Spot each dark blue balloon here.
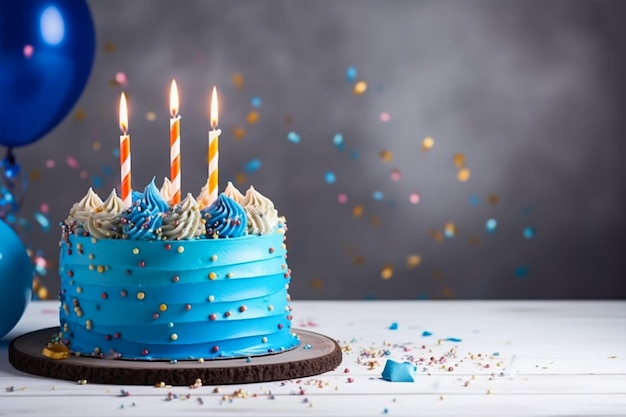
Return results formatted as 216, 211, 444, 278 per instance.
0, 0, 95, 148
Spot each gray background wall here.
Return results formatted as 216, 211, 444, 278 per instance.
8, 0, 626, 300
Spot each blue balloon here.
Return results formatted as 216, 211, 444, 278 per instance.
0, 0, 96, 148
0, 220, 33, 339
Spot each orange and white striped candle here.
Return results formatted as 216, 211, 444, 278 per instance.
207, 86, 221, 205
119, 92, 132, 208
169, 79, 181, 204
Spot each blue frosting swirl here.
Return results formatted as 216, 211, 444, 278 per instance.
122, 179, 168, 240
201, 194, 247, 238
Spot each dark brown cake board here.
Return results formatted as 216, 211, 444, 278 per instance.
9, 327, 342, 386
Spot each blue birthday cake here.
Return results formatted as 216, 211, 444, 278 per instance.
57, 179, 299, 360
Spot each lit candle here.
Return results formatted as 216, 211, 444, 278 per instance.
169, 79, 181, 204
119, 92, 132, 208
207, 86, 221, 205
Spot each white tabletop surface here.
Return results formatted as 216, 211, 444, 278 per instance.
1, 300, 625, 417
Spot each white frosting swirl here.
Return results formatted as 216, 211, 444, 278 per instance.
85, 189, 125, 239
223, 181, 244, 203
66, 188, 103, 230
159, 177, 172, 203
162, 193, 205, 240
240, 186, 284, 235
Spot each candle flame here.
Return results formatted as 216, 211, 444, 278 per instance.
119, 92, 128, 134
210, 86, 218, 129
170, 79, 179, 117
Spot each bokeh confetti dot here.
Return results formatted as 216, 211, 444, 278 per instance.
235, 173, 247, 185
390, 168, 401, 182
251, 96, 262, 108
45, 160, 55, 168
92, 176, 103, 188
233, 126, 246, 140
23, 44, 34, 58
488, 194, 500, 205
422, 137, 434, 151
457, 167, 471, 182
354, 81, 368, 95
40, 203, 49, 213
246, 111, 259, 124
245, 159, 261, 173
34, 212, 50, 230
409, 192, 420, 204
346, 66, 357, 82
380, 112, 391, 122
287, 131, 301, 143
333, 133, 344, 147
381, 264, 394, 280
115, 71, 128, 87
523, 227, 535, 239
337, 193, 348, 204
370, 215, 381, 226
515, 266, 529, 278
92, 141, 101, 151
66, 156, 79, 169
352, 205, 363, 218
486, 218, 497, 233
146, 112, 156, 122
431, 230, 444, 243
350, 150, 360, 160
406, 254, 422, 269
453, 153, 465, 168
80, 170, 88, 179
379, 150, 393, 162
231, 73, 244, 89
469, 194, 479, 206
444, 222, 456, 238
325, 171, 336, 184
372, 191, 384, 201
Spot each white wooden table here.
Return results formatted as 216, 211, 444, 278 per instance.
1, 300, 625, 416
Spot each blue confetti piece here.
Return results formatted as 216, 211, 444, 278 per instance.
92, 176, 103, 189
523, 227, 535, 239
381, 359, 416, 382
245, 159, 262, 173
103, 165, 113, 177
486, 218, 497, 233
287, 131, 300, 143
515, 266, 529, 278
372, 191, 384, 200
350, 150, 359, 160
422, 330, 433, 337
34, 212, 50, 231
469, 194, 480, 206
251, 96, 262, 108
112, 148, 120, 158
444, 337, 462, 343
346, 66, 357, 82
325, 171, 336, 184
389, 322, 398, 330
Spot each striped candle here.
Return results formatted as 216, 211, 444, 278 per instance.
207, 86, 221, 205
169, 80, 181, 204
119, 92, 132, 208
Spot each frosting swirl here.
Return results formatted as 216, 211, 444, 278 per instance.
159, 177, 172, 203
122, 179, 168, 240
85, 190, 125, 239
66, 188, 103, 233
240, 186, 283, 235
162, 193, 205, 240
201, 194, 246, 238
223, 181, 245, 203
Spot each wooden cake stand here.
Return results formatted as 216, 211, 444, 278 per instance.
8, 327, 342, 386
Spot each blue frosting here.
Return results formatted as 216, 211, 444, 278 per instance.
122, 179, 168, 240
58, 232, 298, 360
201, 193, 247, 238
